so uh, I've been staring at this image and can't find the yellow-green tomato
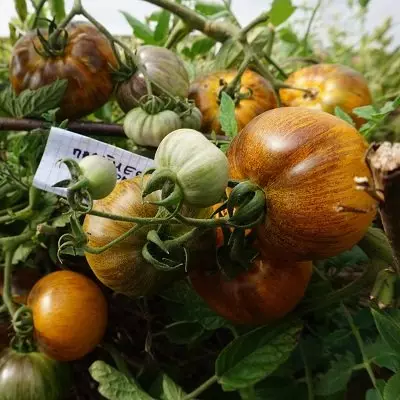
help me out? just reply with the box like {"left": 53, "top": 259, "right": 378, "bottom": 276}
{"left": 79, "top": 155, "right": 117, "bottom": 200}
{"left": 155, "top": 128, "right": 229, "bottom": 207}
{"left": 123, "top": 108, "right": 182, "bottom": 148}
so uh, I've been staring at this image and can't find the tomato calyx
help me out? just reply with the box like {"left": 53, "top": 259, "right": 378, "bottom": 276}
{"left": 33, "top": 19, "right": 69, "bottom": 58}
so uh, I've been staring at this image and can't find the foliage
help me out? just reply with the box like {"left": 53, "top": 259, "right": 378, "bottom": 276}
{"left": 0, "top": 0, "right": 399, "bottom": 400}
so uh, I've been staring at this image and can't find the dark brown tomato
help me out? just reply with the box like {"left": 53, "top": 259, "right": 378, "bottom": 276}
{"left": 279, "top": 64, "right": 372, "bottom": 128}
{"left": 27, "top": 270, "right": 108, "bottom": 361}
{"left": 10, "top": 22, "right": 117, "bottom": 120}
{"left": 227, "top": 107, "right": 377, "bottom": 260}
{"left": 190, "top": 251, "right": 312, "bottom": 325}
{"left": 188, "top": 69, "right": 278, "bottom": 135}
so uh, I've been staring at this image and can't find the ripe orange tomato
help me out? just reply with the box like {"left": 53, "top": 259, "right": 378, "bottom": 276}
{"left": 10, "top": 22, "right": 117, "bottom": 120}
{"left": 227, "top": 107, "right": 377, "bottom": 260}
{"left": 190, "top": 249, "right": 312, "bottom": 325}
{"left": 189, "top": 69, "right": 278, "bottom": 135}
{"left": 28, "top": 270, "right": 108, "bottom": 361}
{"left": 279, "top": 64, "right": 372, "bottom": 128}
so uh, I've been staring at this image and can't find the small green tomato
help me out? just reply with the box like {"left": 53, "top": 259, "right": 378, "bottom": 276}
{"left": 123, "top": 108, "right": 182, "bottom": 148}
{"left": 181, "top": 107, "right": 202, "bottom": 130}
{"left": 79, "top": 155, "right": 117, "bottom": 200}
{"left": 154, "top": 129, "right": 229, "bottom": 207}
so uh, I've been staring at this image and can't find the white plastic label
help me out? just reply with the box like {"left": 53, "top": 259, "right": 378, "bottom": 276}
{"left": 33, "top": 127, "right": 154, "bottom": 197}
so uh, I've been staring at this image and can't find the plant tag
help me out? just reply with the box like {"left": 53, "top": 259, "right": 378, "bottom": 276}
{"left": 33, "top": 127, "right": 154, "bottom": 197}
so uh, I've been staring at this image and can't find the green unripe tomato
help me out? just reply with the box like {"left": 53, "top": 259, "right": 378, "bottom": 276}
{"left": 79, "top": 155, "right": 117, "bottom": 200}
{"left": 123, "top": 108, "right": 182, "bottom": 148}
{"left": 154, "top": 128, "right": 229, "bottom": 207}
{"left": 181, "top": 107, "right": 202, "bottom": 130}
{"left": 0, "top": 348, "right": 70, "bottom": 400}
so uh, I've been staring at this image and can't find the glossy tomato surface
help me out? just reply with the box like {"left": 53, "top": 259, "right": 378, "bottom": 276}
{"left": 28, "top": 270, "right": 108, "bottom": 361}
{"left": 0, "top": 347, "right": 69, "bottom": 400}
{"left": 227, "top": 107, "right": 377, "bottom": 260}
{"left": 10, "top": 22, "right": 117, "bottom": 120}
{"left": 279, "top": 64, "right": 372, "bottom": 128}
{"left": 189, "top": 69, "right": 278, "bottom": 135}
{"left": 190, "top": 251, "right": 312, "bottom": 325}
{"left": 0, "top": 267, "right": 41, "bottom": 305}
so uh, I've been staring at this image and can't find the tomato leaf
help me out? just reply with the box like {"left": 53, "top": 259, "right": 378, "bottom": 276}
{"left": 160, "top": 374, "right": 187, "bottom": 400}
{"left": 219, "top": 92, "right": 238, "bottom": 138}
{"left": 120, "top": 11, "right": 156, "bottom": 44}
{"left": 15, "top": 79, "right": 68, "bottom": 118}
{"left": 14, "top": 0, "right": 27, "bottom": 22}
{"left": 0, "top": 86, "right": 19, "bottom": 117}
{"left": 215, "top": 39, "right": 242, "bottom": 70}
{"left": 269, "top": 0, "right": 296, "bottom": 26}
{"left": 279, "top": 27, "right": 299, "bottom": 44}
{"left": 215, "top": 322, "right": 302, "bottom": 391}
{"left": 154, "top": 10, "right": 170, "bottom": 43}
{"left": 89, "top": 361, "right": 155, "bottom": 400}
{"left": 164, "top": 321, "right": 205, "bottom": 345}
{"left": 372, "top": 309, "right": 400, "bottom": 355}
{"left": 314, "top": 352, "right": 355, "bottom": 396}
{"left": 365, "top": 338, "right": 400, "bottom": 372}
{"left": 353, "top": 105, "right": 378, "bottom": 120}
{"left": 334, "top": 106, "right": 355, "bottom": 126}
{"left": 384, "top": 371, "right": 400, "bottom": 400}
{"left": 49, "top": 0, "right": 66, "bottom": 23}
{"left": 366, "top": 380, "right": 386, "bottom": 400}
{"left": 191, "top": 37, "right": 216, "bottom": 57}
{"left": 195, "top": 1, "right": 226, "bottom": 16}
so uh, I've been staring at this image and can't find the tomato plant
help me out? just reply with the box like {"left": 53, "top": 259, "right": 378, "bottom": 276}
{"left": 227, "top": 107, "right": 377, "bottom": 260}
{"left": 279, "top": 64, "right": 373, "bottom": 127}
{"left": 28, "top": 270, "right": 108, "bottom": 361}
{"left": 0, "top": 0, "right": 400, "bottom": 399}
{"left": 0, "top": 347, "right": 69, "bottom": 400}
{"left": 10, "top": 22, "right": 117, "bottom": 120}
{"left": 189, "top": 69, "right": 278, "bottom": 135}
{"left": 190, "top": 248, "right": 313, "bottom": 325}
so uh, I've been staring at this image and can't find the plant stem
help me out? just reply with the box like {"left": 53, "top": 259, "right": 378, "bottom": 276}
{"left": 300, "top": 341, "right": 314, "bottom": 400}
{"left": 183, "top": 375, "right": 218, "bottom": 400}
{"left": 141, "top": 0, "right": 237, "bottom": 41}
{"left": 2, "top": 251, "right": 16, "bottom": 316}
{"left": 265, "top": 26, "right": 275, "bottom": 57}
{"left": 341, "top": 303, "right": 383, "bottom": 399}
{"left": 224, "top": 56, "right": 252, "bottom": 98}
{"left": 239, "top": 12, "right": 269, "bottom": 39}
{"left": 32, "top": 0, "right": 48, "bottom": 29}
{"left": 263, "top": 53, "right": 288, "bottom": 79}
{"left": 302, "top": 0, "right": 323, "bottom": 54}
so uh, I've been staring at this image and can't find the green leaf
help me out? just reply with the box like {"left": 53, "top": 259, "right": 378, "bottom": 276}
{"left": 219, "top": 92, "right": 238, "bottom": 138}
{"left": 16, "top": 79, "right": 68, "bottom": 118}
{"left": 335, "top": 106, "right": 355, "bottom": 126}
{"left": 154, "top": 10, "right": 170, "bottom": 43}
{"left": 160, "top": 374, "right": 187, "bottom": 400}
{"left": 195, "top": 1, "right": 226, "bottom": 16}
{"left": 373, "top": 309, "right": 400, "bottom": 355}
{"left": 89, "top": 361, "right": 155, "bottom": 400}
{"left": 319, "top": 245, "right": 369, "bottom": 272}
{"left": 12, "top": 242, "right": 37, "bottom": 264}
{"left": 269, "top": 0, "right": 296, "bottom": 26}
{"left": 367, "top": 380, "right": 386, "bottom": 400}
{"left": 191, "top": 37, "right": 216, "bottom": 57}
{"left": 164, "top": 321, "right": 205, "bottom": 345}
{"left": 0, "top": 86, "right": 19, "bottom": 117}
{"left": 255, "top": 377, "right": 307, "bottom": 400}
{"left": 365, "top": 338, "right": 400, "bottom": 372}
{"left": 49, "top": 0, "right": 66, "bottom": 23}
{"left": 14, "top": 0, "right": 28, "bottom": 22}
{"left": 215, "top": 322, "right": 302, "bottom": 391}
{"left": 384, "top": 372, "right": 400, "bottom": 400}
{"left": 353, "top": 105, "right": 377, "bottom": 120}
{"left": 314, "top": 353, "right": 355, "bottom": 396}
{"left": 161, "top": 280, "right": 227, "bottom": 330}
{"left": 120, "top": 11, "right": 156, "bottom": 44}
{"left": 359, "top": 0, "right": 371, "bottom": 8}
{"left": 279, "top": 27, "right": 299, "bottom": 44}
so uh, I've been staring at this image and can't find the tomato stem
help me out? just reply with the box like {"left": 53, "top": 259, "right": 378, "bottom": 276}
{"left": 223, "top": 56, "right": 252, "bottom": 100}
{"left": 183, "top": 375, "right": 218, "bottom": 400}
{"left": 2, "top": 250, "right": 17, "bottom": 317}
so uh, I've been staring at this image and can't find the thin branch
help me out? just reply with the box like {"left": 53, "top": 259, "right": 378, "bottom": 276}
{"left": 239, "top": 12, "right": 269, "bottom": 39}
{"left": 302, "top": 0, "right": 323, "bottom": 53}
